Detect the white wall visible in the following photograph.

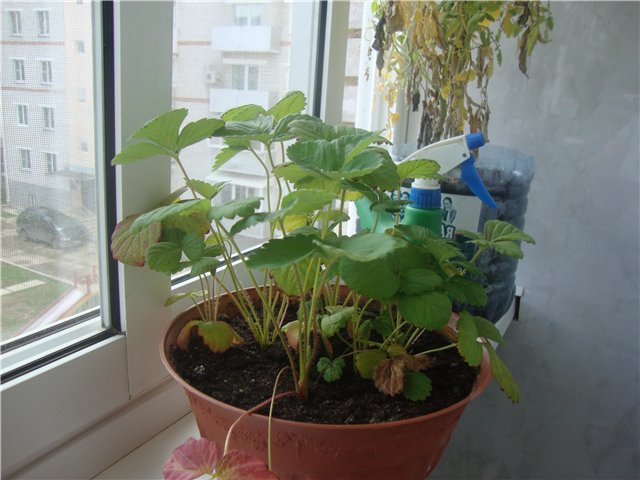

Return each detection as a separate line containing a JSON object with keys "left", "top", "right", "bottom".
{"left": 432, "top": 2, "right": 639, "bottom": 478}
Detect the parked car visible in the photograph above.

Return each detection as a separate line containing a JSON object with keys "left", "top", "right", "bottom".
{"left": 16, "top": 206, "right": 90, "bottom": 249}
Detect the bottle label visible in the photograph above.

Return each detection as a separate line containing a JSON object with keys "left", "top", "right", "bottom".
{"left": 441, "top": 194, "right": 482, "bottom": 239}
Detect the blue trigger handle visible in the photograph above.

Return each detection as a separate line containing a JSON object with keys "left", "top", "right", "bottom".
{"left": 460, "top": 156, "right": 497, "bottom": 209}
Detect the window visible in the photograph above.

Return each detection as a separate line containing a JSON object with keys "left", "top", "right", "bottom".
{"left": 231, "top": 65, "right": 259, "bottom": 90}
{"left": 78, "top": 87, "right": 87, "bottom": 102}
{"left": 27, "top": 194, "right": 36, "bottom": 206}
{"left": 36, "top": 10, "right": 50, "bottom": 36}
{"left": 43, "top": 106, "right": 55, "bottom": 129}
{"left": 17, "top": 104, "right": 28, "bottom": 126}
{"left": 40, "top": 60, "right": 53, "bottom": 84}
{"left": 77, "top": 40, "right": 85, "bottom": 53}
{"left": 19, "top": 148, "right": 31, "bottom": 170}
{"left": 8, "top": 10, "right": 22, "bottom": 36}
{"left": 45, "top": 152, "right": 57, "bottom": 173}
{"left": 13, "top": 59, "right": 26, "bottom": 83}
{"left": 80, "top": 141, "right": 88, "bottom": 152}
{"left": 234, "top": 4, "right": 263, "bottom": 26}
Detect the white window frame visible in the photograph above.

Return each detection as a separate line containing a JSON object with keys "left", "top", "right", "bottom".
{"left": 12, "top": 58, "right": 26, "bottom": 83}
{"left": 45, "top": 152, "right": 58, "bottom": 173}
{"left": 234, "top": 4, "right": 264, "bottom": 26}
{"left": 231, "top": 64, "right": 259, "bottom": 90}
{"left": 35, "top": 9, "right": 50, "bottom": 37}
{"left": 42, "top": 106, "right": 55, "bottom": 130}
{"left": 39, "top": 59, "right": 53, "bottom": 85}
{"left": 19, "top": 148, "right": 31, "bottom": 170}
{"left": 8, "top": 10, "right": 22, "bottom": 36}
{"left": 1, "top": 2, "right": 349, "bottom": 479}
{"left": 16, "top": 104, "right": 28, "bottom": 126}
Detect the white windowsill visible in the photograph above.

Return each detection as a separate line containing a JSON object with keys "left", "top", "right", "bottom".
{"left": 93, "top": 413, "right": 198, "bottom": 480}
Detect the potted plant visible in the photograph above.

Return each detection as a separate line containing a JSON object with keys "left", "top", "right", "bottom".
{"left": 111, "top": 91, "right": 534, "bottom": 479}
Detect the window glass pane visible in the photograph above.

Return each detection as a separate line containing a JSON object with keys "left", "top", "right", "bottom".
{"left": 1, "top": 1, "right": 101, "bottom": 342}
{"left": 172, "top": 0, "right": 317, "bottom": 253}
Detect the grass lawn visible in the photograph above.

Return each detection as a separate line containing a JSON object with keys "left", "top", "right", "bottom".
{"left": 1, "top": 262, "right": 72, "bottom": 340}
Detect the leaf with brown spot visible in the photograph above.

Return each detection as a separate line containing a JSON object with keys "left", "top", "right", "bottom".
{"left": 401, "top": 354, "right": 437, "bottom": 372}
{"left": 373, "top": 357, "right": 405, "bottom": 396}
{"left": 111, "top": 214, "right": 161, "bottom": 266}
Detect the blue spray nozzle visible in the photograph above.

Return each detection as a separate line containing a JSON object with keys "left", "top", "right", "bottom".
{"left": 465, "top": 132, "right": 485, "bottom": 150}
{"left": 460, "top": 156, "right": 497, "bottom": 209}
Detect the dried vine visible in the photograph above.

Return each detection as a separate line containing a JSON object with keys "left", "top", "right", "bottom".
{"left": 372, "top": 1, "right": 553, "bottom": 148}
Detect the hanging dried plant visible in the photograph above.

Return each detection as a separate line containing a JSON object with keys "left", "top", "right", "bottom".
{"left": 372, "top": 1, "right": 553, "bottom": 148}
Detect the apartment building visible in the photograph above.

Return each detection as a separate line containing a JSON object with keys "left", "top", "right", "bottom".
{"left": 1, "top": 1, "right": 95, "bottom": 214}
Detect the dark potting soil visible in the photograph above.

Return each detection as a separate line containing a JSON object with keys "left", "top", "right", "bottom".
{"left": 170, "top": 314, "right": 478, "bottom": 425}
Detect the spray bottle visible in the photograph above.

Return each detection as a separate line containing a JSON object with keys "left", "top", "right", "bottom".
{"left": 355, "top": 132, "right": 497, "bottom": 234}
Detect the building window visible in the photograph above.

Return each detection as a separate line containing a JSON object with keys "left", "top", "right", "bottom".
{"left": 13, "top": 59, "right": 26, "bottom": 83}
{"left": 36, "top": 10, "right": 50, "bottom": 36}
{"left": 77, "top": 40, "right": 85, "bottom": 53}
{"left": 231, "top": 65, "right": 259, "bottom": 90}
{"left": 17, "top": 105, "right": 28, "bottom": 126}
{"left": 80, "top": 141, "right": 88, "bottom": 152}
{"left": 40, "top": 60, "right": 53, "bottom": 84}
{"left": 43, "top": 107, "right": 55, "bottom": 129}
{"left": 45, "top": 152, "right": 58, "bottom": 173}
{"left": 234, "top": 4, "right": 263, "bottom": 26}
{"left": 20, "top": 149, "right": 31, "bottom": 170}
{"left": 8, "top": 10, "right": 22, "bottom": 36}
{"left": 78, "top": 87, "right": 86, "bottom": 102}
{"left": 27, "top": 194, "right": 36, "bottom": 206}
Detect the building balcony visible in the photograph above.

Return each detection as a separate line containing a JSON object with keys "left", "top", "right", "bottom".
{"left": 209, "top": 88, "right": 270, "bottom": 114}
{"left": 211, "top": 26, "right": 273, "bottom": 52}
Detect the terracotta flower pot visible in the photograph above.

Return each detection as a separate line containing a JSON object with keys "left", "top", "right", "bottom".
{"left": 160, "top": 288, "right": 492, "bottom": 480}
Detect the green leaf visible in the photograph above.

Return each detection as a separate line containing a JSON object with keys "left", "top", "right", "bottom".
{"left": 273, "top": 163, "right": 342, "bottom": 192}
{"left": 212, "top": 146, "right": 247, "bottom": 171}
{"left": 485, "top": 341, "right": 520, "bottom": 403}
{"left": 399, "top": 268, "right": 443, "bottom": 295}
{"left": 246, "top": 235, "right": 317, "bottom": 270}
{"left": 271, "top": 257, "right": 315, "bottom": 296}
{"left": 164, "top": 290, "right": 204, "bottom": 307}
{"left": 208, "top": 197, "right": 262, "bottom": 221}
{"left": 483, "top": 220, "right": 535, "bottom": 243}
{"left": 397, "top": 291, "right": 452, "bottom": 330}
{"left": 130, "top": 108, "right": 188, "bottom": 151}
{"left": 229, "top": 213, "right": 270, "bottom": 236}
{"left": 339, "top": 256, "right": 401, "bottom": 300}
{"left": 220, "top": 104, "right": 266, "bottom": 121}
{"left": 181, "top": 233, "right": 205, "bottom": 261}
{"left": 473, "top": 315, "right": 504, "bottom": 344}
{"left": 320, "top": 306, "right": 356, "bottom": 337}
{"left": 145, "top": 241, "right": 183, "bottom": 274}
{"left": 456, "top": 311, "right": 483, "bottom": 366}
{"left": 189, "top": 256, "right": 220, "bottom": 277}
{"left": 359, "top": 153, "right": 401, "bottom": 191}
{"left": 403, "top": 371, "right": 433, "bottom": 401}
{"left": 355, "top": 350, "right": 387, "bottom": 379}
{"left": 111, "top": 214, "right": 162, "bottom": 267}
{"left": 177, "top": 118, "right": 225, "bottom": 150}
{"left": 397, "top": 159, "right": 441, "bottom": 182}
{"left": 341, "top": 149, "right": 386, "bottom": 178}
{"left": 371, "top": 310, "right": 394, "bottom": 338}
{"left": 131, "top": 199, "right": 210, "bottom": 234}
{"left": 162, "top": 213, "right": 211, "bottom": 236}
{"left": 111, "top": 142, "right": 170, "bottom": 165}
{"left": 287, "top": 140, "right": 342, "bottom": 173}
{"left": 279, "top": 190, "right": 337, "bottom": 217}
{"left": 446, "top": 276, "right": 488, "bottom": 306}
{"left": 288, "top": 116, "right": 336, "bottom": 141}
{"left": 197, "top": 321, "right": 243, "bottom": 353}
{"left": 316, "top": 357, "right": 345, "bottom": 382}
{"left": 186, "top": 179, "right": 226, "bottom": 200}
{"left": 267, "top": 91, "right": 306, "bottom": 121}
{"left": 213, "top": 116, "right": 274, "bottom": 144}
{"left": 327, "top": 233, "right": 404, "bottom": 262}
